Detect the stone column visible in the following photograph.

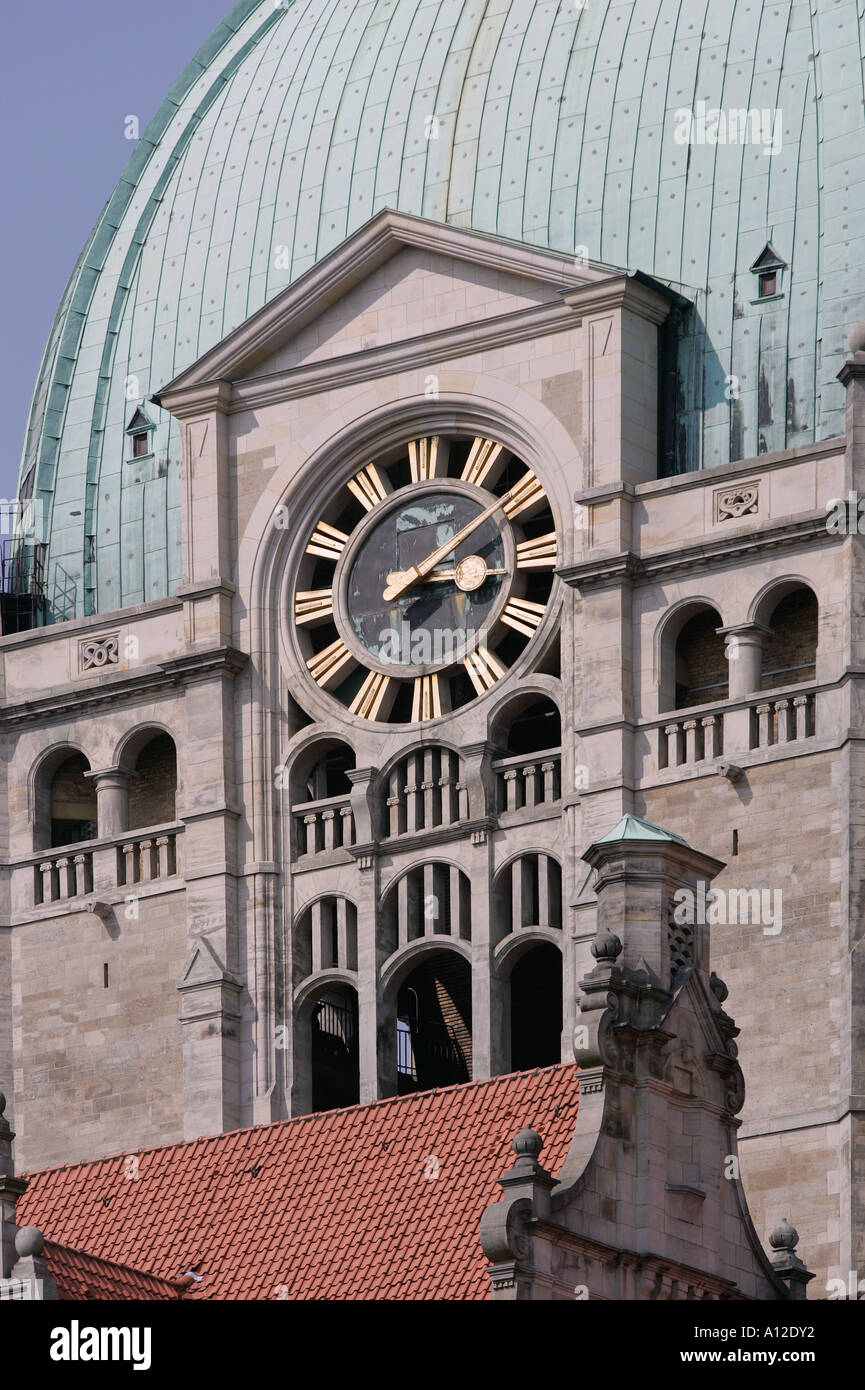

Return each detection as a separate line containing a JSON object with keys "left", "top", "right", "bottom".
{"left": 718, "top": 623, "right": 771, "bottom": 700}
{"left": 85, "top": 767, "right": 132, "bottom": 839}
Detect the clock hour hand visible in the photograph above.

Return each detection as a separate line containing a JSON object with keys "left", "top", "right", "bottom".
{"left": 382, "top": 489, "right": 512, "bottom": 601}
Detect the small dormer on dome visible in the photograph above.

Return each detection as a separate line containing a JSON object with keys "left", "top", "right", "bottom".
{"left": 750, "top": 243, "right": 787, "bottom": 302}
{"left": 125, "top": 404, "right": 155, "bottom": 461}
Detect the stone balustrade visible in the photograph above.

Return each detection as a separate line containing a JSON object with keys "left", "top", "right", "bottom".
{"left": 493, "top": 748, "right": 561, "bottom": 814}
{"left": 292, "top": 794, "right": 355, "bottom": 857}
{"left": 749, "top": 690, "right": 815, "bottom": 749}
{"left": 28, "top": 821, "right": 182, "bottom": 908}
{"left": 659, "top": 713, "right": 724, "bottom": 770}
{"left": 117, "top": 826, "right": 180, "bottom": 886}
{"left": 34, "top": 848, "right": 94, "bottom": 905}
{"left": 652, "top": 683, "right": 818, "bottom": 773}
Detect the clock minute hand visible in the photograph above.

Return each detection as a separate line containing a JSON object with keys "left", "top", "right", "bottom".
{"left": 382, "top": 492, "right": 507, "bottom": 602}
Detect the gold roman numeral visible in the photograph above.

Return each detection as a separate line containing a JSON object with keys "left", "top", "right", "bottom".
{"left": 461, "top": 436, "right": 505, "bottom": 487}
{"left": 408, "top": 437, "right": 444, "bottom": 481}
{"left": 305, "top": 521, "right": 348, "bottom": 560}
{"left": 307, "top": 638, "right": 353, "bottom": 687}
{"left": 503, "top": 470, "right": 546, "bottom": 519}
{"left": 516, "top": 533, "right": 557, "bottom": 568}
{"left": 349, "top": 670, "right": 392, "bottom": 720}
{"left": 501, "top": 597, "right": 546, "bottom": 636}
{"left": 411, "top": 674, "right": 442, "bottom": 722}
{"left": 294, "top": 589, "right": 333, "bottom": 625}
{"left": 347, "top": 464, "right": 389, "bottom": 512}
{"left": 463, "top": 647, "right": 505, "bottom": 695}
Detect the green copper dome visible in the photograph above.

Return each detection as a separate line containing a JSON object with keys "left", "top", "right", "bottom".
{"left": 18, "top": 0, "right": 865, "bottom": 620}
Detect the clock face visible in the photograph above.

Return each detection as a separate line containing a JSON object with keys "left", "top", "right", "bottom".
{"left": 292, "top": 435, "right": 558, "bottom": 723}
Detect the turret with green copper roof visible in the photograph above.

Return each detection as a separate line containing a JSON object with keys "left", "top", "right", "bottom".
{"left": 582, "top": 813, "right": 724, "bottom": 987}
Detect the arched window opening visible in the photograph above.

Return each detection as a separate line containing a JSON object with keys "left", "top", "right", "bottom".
{"left": 493, "top": 854, "right": 562, "bottom": 940}
{"left": 504, "top": 697, "right": 561, "bottom": 755}
{"left": 311, "top": 986, "right": 359, "bottom": 1112}
{"left": 761, "top": 588, "right": 818, "bottom": 689}
{"left": 674, "top": 609, "right": 727, "bottom": 709}
{"left": 293, "top": 897, "right": 358, "bottom": 984}
{"left": 128, "top": 733, "right": 177, "bottom": 829}
{"left": 510, "top": 944, "right": 563, "bottom": 1072}
{"left": 304, "top": 744, "right": 355, "bottom": 800}
{"left": 290, "top": 740, "right": 356, "bottom": 858}
{"left": 492, "top": 696, "right": 562, "bottom": 812}
{"left": 383, "top": 746, "right": 464, "bottom": 836}
{"left": 50, "top": 754, "right": 96, "bottom": 848}
{"left": 380, "top": 863, "right": 471, "bottom": 955}
{"left": 396, "top": 951, "right": 471, "bottom": 1095}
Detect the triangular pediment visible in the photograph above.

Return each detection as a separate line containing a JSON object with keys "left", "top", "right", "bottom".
{"left": 125, "top": 404, "right": 155, "bottom": 434}
{"left": 750, "top": 241, "right": 786, "bottom": 272}
{"left": 155, "top": 209, "right": 630, "bottom": 400}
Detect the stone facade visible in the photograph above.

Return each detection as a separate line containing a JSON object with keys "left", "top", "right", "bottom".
{"left": 0, "top": 212, "right": 861, "bottom": 1297}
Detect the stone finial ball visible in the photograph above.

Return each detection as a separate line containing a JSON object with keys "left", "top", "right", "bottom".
{"left": 591, "top": 930, "right": 622, "bottom": 963}
{"left": 769, "top": 1218, "right": 798, "bottom": 1251}
{"left": 849, "top": 321, "right": 865, "bottom": 353}
{"left": 14, "top": 1226, "right": 44, "bottom": 1258}
{"left": 512, "top": 1126, "right": 543, "bottom": 1159}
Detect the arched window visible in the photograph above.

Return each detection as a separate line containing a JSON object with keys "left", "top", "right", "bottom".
{"left": 289, "top": 739, "right": 356, "bottom": 857}
{"left": 674, "top": 607, "right": 727, "bottom": 709}
{"left": 761, "top": 587, "right": 818, "bottom": 689}
{"left": 294, "top": 896, "right": 358, "bottom": 983}
{"left": 396, "top": 950, "right": 471, "bottom": 1095}
{"left": 48, "top": 753, "right": 97, "bottom": 848}
{"left": 127, "top": 733, "right": 177, "bottom": 829}
{"left": 509, "top": 943, "right": 563, "bottom": 1072}
{"left": 491, "top": 694, "right": 562, "bottom": 812}
{"left": 502, "top": 697, "right": 561, "bottom": 755}
{"left": 383, "top": 746, "right": 463, "bottom": 836}
{"left": 493, "top": 853, "right": 562, "bottom": 939}
{"left": 380, "top": 863, "right": 471, "bottom": 954}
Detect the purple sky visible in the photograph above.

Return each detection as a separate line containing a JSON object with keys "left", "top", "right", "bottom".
{"left": 0, "top": 1, "right": 233, "bottom": 501}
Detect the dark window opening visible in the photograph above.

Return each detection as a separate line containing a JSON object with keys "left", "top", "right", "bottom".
{"left": 305, "top": 744, "right": 355, "bottom": 800}
{"left": 311, "top": 987, "right": 359, "bottom": 1112}
{"left": 674, "top": 610, "right": 728, "bottom": 709}
{"left": 132, "top": 432, "right": 150, "bottom": 458}
{"left": 761, "top": 589, "right": 818, "bottom": 689}
{"left": 396, "top": 952, "right": 471, "bottom": 1094}
{"left": 128, "top": 734, "right": 177, "bottom": 829}
{"left": 510, "top": 943, "right": 562, "bottom": 1072}
{"left": 504, "top": 698, "right": 561, "bottom": 755}
{"left": 50, "top": 753, "right": 97, "bottom": 848}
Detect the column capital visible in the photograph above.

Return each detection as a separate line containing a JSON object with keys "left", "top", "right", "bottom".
{"left": 83, "top": 766, "right": 136, "bottom": 789}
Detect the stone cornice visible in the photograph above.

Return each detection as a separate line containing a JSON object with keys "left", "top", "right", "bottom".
{"left": 160, "top": 379, "right": 233, "bottom": 420}
{"left": 0, "top": 646, "right": 249, "bottom": 726}
{"left": 561, "top": 273, "right": 674, "bottom": 325}
{"left": 560, "top": 514, "right": 834, "bottom": 590}
{"left": 635, "top": 434, "right": 845, "bottom": 499}
{"left": 159, "top": 646, "right": 249, "bottom": 682}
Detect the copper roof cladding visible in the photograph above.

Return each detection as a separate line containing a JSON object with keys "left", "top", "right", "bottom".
{"left": 18, "top": 0, "right": 863, "bottom": 620}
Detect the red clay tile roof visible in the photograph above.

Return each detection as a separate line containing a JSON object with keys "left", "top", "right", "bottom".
{"left": 43, "top": 1241, "right": 186, "bottom": 1300}
{"left": 21, "top": 1064, "right": 578, "bottom": 1301}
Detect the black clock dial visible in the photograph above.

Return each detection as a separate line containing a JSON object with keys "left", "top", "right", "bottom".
{"left": 345, "top": 491, "right": 507, "bottom": 669}
{"left": 292, "top": 434, "right": 558, "bottom": 723}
